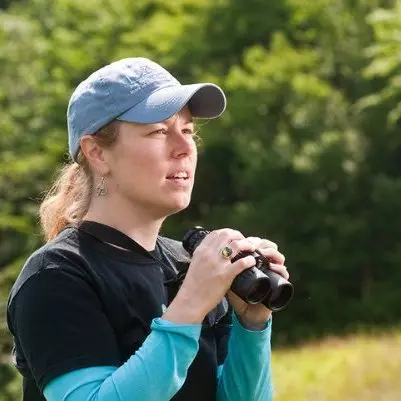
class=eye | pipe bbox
[182,128,195,135]
[150,128,167,136]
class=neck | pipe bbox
[84,196,165,251]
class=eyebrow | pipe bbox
[163,114,193,126]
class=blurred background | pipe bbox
[1,0,401,399]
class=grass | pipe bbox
[272,329,401,401]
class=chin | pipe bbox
[165,198,191,216]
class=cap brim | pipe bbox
[116,83,226,124]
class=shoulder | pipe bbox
[6,228,103,336]
[8,227,87,305]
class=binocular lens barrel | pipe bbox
[266,284,294,311]
[229,265,272,304]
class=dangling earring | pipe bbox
[96,176,108,197]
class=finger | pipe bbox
[257,248,285,265]
[247,237,279,251]
[230,255,257,276]
[246,236,279,250]
[225,290,247,314]
[269,263,290,280]
[204,229,244,248]
[194,229,246,262]
[215,228,245,245]
[228,238,256,258]
[212,229,248,258]
[246,237,263,247]
[258,238,278,250]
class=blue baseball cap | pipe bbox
[67,57,226,160]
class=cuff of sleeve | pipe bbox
[232,312,272,335]
[151,317,202,339]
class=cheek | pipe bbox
[112,147,164,188]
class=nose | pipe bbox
[170,129,195,159]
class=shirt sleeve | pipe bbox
[43,318,201,401]
[9,268,123,390]
[216,313,273,401]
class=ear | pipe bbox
[79,135,110,176]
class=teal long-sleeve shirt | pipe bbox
[43,313,273,401]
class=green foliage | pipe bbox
[1,0,401,398]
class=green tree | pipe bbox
[2,0,401,398]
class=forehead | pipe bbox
[117,107,194,135]
[163,106,193,125]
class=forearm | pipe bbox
[216,313,273,401]
[44,318,201,401]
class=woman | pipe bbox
[7,57,289,401]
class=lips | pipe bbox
[166,170,190,180]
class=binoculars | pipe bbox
[182,227,294,312]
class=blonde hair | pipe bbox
[39,121,120,241]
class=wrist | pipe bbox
[162,287,206,324]
[234,311,272,331]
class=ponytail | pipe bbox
[39,155,93,241]
[39,121,120,241]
